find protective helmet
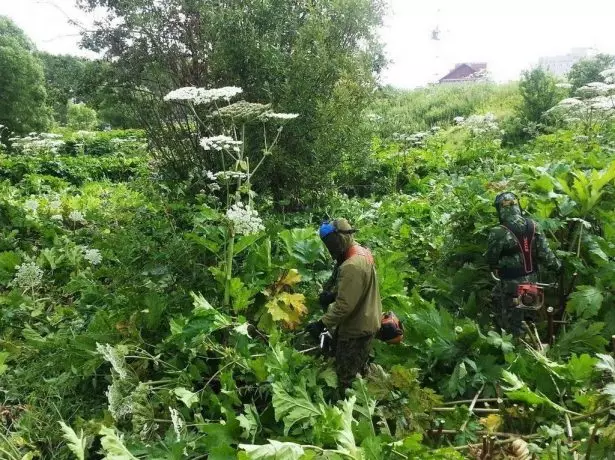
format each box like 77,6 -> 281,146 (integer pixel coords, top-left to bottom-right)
494,192 -> 520,212
318,218 -> 356,240
378,311 -> 404,344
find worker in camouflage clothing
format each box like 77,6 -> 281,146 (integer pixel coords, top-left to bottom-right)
306,218 -> 382,393
486,192 -> 561,336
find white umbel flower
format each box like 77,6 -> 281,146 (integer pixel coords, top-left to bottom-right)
68,210 -> 86,224
600,68 -> 615,84
260,112 -> 299,121
226,202 -> 264,235
24,199 -> 39,213
84,248 -> 103,265
164,86 -> 243,105
169,407 -> 184,441
214,171 -> 247,181
12,262 -> 43,291
96,343 -> 129,380
200,135 -> 243,152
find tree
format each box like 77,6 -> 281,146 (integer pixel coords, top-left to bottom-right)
568,54 -> 615,90
38,52 -> 88,125
0,16 -> 50,135
518,67 -> 563,124
67,102 -> 98,130
77,0 -> 385,205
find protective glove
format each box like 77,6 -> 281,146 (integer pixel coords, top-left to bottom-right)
318,291 -> 336,311
305,319 -> 325,340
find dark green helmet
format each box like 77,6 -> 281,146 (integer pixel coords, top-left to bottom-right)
494,192 -> 522,223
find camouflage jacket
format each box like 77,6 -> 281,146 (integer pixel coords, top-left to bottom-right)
486,214 -> 560,289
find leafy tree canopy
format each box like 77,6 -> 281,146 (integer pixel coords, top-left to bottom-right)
568,53 -> 615,90
0,16 -> 50,134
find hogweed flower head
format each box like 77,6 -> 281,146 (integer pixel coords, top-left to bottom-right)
24,199 -> 39,213
84,248 -> 103,265
164,86 -> 243,105
214,171 -> 247,181
68,210 -> 86,224
259,112 -> 299,122
226,202 -> 264,235
200,135 -> 243,152
96,343 -> 130,379
169,407 -> 184,441
12,262 -> 43,291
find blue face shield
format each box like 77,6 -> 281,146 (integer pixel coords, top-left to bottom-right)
319,222 -> 336,240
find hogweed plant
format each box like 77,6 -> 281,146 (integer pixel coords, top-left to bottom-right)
163,86 -> 298,307
546,71 -> 615,136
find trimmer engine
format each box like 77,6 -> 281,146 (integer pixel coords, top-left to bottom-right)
513,283 -> 545,311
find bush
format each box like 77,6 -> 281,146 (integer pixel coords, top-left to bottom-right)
66,102 -> 98,130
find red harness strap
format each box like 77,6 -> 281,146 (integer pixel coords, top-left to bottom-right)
345,245 -> 374,264
501,219 -> 535,275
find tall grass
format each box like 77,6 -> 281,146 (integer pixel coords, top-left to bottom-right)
371,82 -> 520,137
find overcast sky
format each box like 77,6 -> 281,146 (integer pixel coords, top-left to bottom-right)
1,0 -> 615,88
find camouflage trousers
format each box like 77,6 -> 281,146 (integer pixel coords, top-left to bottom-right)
492,279 -> 537,337
335,335 -> 374,391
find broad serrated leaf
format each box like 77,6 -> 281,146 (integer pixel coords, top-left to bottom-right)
566,285 -> 603,319
59,422 -> 87,460
99,426 -> 137,460
596,353 -> 615,379
336,396 -> 358,456
265,292 -> 307,330
552,320 -> 608,358
271,382 -> 324,435
237,404 -> 261,442
239,440 -> 305,459
566,354 -> 597,382
173,387 -> 199,408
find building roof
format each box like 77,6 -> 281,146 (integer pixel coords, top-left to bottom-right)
439,62 -> 488,83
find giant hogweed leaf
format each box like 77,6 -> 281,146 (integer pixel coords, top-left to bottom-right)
337,396 -> 358,456
59,422 -> 87,460
566,285 -> 604,319
238,440 -> 304,459
172,387 -> 199,408
271,382 -> 325,435
566,354 -> 598,382
552,320 -> 608,358
596,353 -> 615,380
279,228 -> 326,266
99,426 -> 137,460
501,371 -> 567,411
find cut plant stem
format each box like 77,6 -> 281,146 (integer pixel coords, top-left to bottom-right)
223,228 -> 235,307
460,383 -> 485,431
443,398 -> 503,406
432,407 -> 500,413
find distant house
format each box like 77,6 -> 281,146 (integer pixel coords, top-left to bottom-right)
439,63 -> 488,84
538,48 -> 596,77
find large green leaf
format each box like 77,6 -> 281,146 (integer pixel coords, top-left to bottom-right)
238,440 -> 304,460
271,382 -> 324,435
59,422 -> 87,460
99,426 -> 137,460
566,285 -> 604,319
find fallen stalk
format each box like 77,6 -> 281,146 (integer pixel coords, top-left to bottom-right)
452,433 -> 542,452
460,384 -> 485,431
443,398 -> 503,406
432,407 -> 500,413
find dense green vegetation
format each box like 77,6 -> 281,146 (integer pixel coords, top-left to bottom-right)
1,5 -> 615,460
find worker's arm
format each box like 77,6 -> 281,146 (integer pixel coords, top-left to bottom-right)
535,224 -> 561,273
486,227 -> 504,271
322,261 -> 364,329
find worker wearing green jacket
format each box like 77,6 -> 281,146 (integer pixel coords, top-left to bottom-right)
306,218 -> 382,391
